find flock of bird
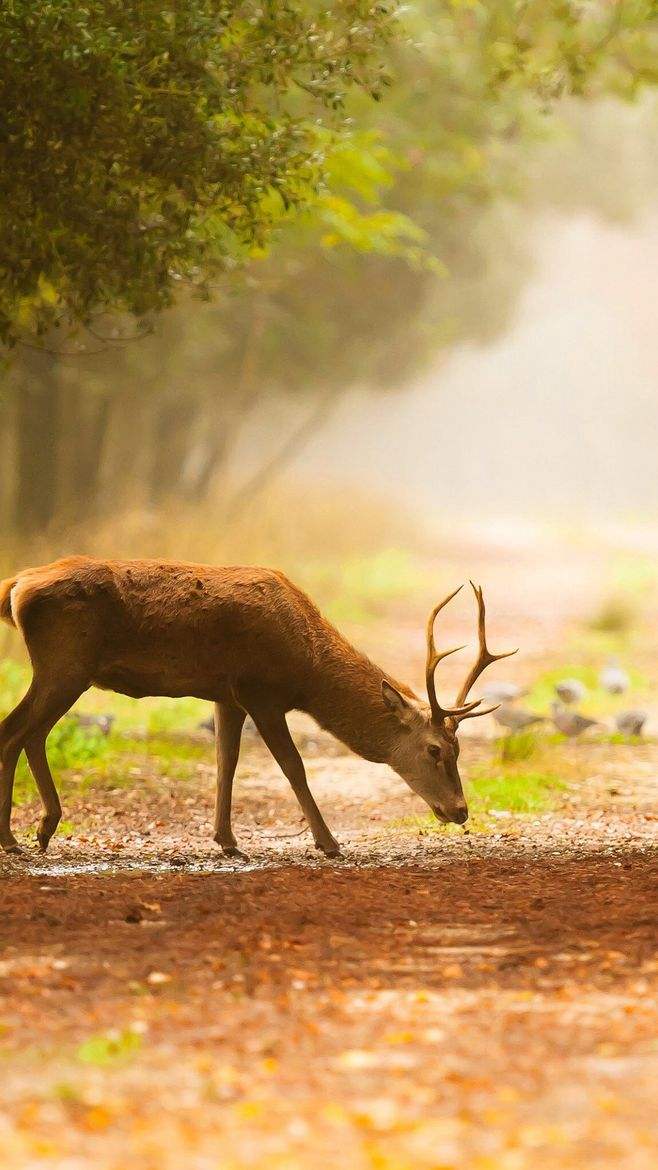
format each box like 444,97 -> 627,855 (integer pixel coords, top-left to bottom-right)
481,660 -> 648,738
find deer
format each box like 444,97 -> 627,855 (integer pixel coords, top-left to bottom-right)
0,557 -> 515,857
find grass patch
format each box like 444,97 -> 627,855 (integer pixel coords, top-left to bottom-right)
0,658 -> 29,709
13,720 -> 111,804
11,726 -> 212,804
77,1028 -> 142,1067
497,731 -> 540,762
588,596 -> 637,637
467,765 -> 565,815
63,734 -> 212,792
144,697 -> 212,735
401,747 -> 567,839
598,731 -> 647,746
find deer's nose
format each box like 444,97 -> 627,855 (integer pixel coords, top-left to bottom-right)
452,804 -> 468,825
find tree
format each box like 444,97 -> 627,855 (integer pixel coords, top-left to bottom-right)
96,0 -> 658,513
2,1 -> 657,535
0,0 -> 397,347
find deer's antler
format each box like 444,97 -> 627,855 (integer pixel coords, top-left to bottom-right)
451,582 -> 517,723
425,586 -> 483,725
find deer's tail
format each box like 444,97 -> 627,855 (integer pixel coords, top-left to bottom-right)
0,576 -> 18,627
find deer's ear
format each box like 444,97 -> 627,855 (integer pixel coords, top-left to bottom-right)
382,681 -> 418,726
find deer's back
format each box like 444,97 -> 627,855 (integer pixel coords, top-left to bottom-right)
11,557 -> 322,702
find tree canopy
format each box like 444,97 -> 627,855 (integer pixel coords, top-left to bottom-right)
1,1 -> 658,536
0,0 -> 396,345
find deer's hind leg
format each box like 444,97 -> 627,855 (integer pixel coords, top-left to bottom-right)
213,700 -> 247,858
25,689 -> 87,851
0,678 -> 86,853
0,687 -> 37,852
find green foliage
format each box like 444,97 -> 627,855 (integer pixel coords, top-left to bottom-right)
0,657 -> 28,709
2,3 -> 658,535
2,0 -> 656,353
124,0 -> 658,417
45,718 -> 109,771
145,696 -> 210,734
13,718 -> 110,803
77,1027 -> 142,1066
0,0 -> 397,345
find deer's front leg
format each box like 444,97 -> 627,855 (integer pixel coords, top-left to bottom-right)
249,706 -> 340,858
213,701 -> 247,858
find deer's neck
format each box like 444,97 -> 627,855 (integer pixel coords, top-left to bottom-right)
302,637 -> 416,764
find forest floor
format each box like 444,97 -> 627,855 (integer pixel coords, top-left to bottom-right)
0,525 -> 657,1169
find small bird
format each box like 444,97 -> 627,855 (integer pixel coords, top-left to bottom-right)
615,709 -> 648,737
494,704 -> 545,733
554,678 -> 586,705
599,660 -> 630,695
71,712 -> 115,736
481,682 -> 528,704
551,702 -> 600,738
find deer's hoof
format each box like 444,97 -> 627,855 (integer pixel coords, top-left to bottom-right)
221,845 -> 250,862
2,842 -> 23,856
317,842 -> 342,859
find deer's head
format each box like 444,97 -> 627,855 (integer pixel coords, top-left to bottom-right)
382,583 -> 516,825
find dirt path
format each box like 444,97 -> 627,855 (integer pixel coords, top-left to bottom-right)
0,737 -> 656,1170
1,528 -> 657,1169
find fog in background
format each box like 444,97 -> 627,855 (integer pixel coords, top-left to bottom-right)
281,210 -> 658,521
2,97 -> 658,554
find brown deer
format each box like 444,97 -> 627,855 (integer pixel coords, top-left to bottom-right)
0,558 -> 515,856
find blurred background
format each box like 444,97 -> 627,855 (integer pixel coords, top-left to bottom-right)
1,7 -> 658,692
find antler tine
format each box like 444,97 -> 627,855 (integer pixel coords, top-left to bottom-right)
454,702 -> 500,723
452,582 -> 517,721
425,585 -> 484,724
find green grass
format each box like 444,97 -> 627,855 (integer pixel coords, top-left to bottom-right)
90,734 -> 211,789
0,658 -> 29,708
144,697 -> 212,734
13,719 -> 111,803
597,731 -> 647,746
77,1028 -> 143,1067
10,727 -> 211,805
467,765 -> 565,815
497,730 -> 540,762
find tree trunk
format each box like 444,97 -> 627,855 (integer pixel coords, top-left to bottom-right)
148,395 -> 196,506
58,381 -> 112,524
185,296 -> 267,503
13,347 -> 62,534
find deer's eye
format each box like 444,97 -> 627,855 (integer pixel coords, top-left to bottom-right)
427,744 -> 443,762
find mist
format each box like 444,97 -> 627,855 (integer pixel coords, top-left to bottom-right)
287,210 -> 658,521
